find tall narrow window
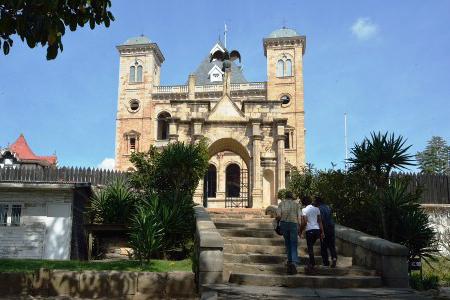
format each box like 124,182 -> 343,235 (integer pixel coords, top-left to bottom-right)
226,164 -> 240,197
276,60 -> 284,77
284,132 -> 290,149
285,59 -> 292,76
11,205 -> 21,226
129,137 -> 136,152
0,204 -> 8,226
129,66 -> 136,82
205,164 -> 217,198
157,112 -> 171,140
137,65 -> 143,82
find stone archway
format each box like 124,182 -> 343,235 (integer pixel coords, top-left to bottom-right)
204,138 -> 251,208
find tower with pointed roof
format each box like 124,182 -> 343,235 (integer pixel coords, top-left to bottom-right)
114,29 -> 307,209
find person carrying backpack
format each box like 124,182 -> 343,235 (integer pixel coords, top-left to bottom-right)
314,196 -> 337,268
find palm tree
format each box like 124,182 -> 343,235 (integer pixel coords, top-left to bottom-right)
348,132 -> 415,238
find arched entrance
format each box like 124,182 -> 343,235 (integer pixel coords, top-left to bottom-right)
203,164 -> 217,207
204,138 -> 251,208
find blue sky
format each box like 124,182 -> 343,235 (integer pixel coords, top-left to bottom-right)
0,1 -> 449,170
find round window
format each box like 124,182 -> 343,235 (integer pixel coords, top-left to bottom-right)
280,95 -> 290,105
129,99 -> 140,111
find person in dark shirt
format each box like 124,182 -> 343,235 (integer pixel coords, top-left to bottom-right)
314,196 -> 337,268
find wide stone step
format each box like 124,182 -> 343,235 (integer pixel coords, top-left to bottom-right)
214,220 -> 275,229
223,243 -> 326,256
224,253 -> 328,265
218,228 -> 280,238
223,236 -> 286,246
224,262 -> 374,277
228,273 -> 383,288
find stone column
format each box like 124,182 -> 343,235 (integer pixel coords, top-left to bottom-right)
168,118 -> 179,142
251,119 -> 263,208
223,69 -> 231,97
276,122 -> 286,191
188,74 -> 196,100
192,118 -> 204,142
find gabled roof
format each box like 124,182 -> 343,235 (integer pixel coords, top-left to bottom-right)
8,134 -> 57,166
207,94 -> 246,122
193,42 -> 247,85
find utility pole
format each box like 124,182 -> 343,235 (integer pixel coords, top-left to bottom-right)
224,23 -> 228,48
344,113 -> 348,170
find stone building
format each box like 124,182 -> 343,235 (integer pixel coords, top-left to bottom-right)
115,28 -> 306,208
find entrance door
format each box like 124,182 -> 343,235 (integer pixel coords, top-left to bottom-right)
44,203 -> 72,260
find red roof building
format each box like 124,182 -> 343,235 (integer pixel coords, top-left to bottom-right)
0,134 -> 57,168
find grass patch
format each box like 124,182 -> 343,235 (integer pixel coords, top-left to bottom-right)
0,258 -> 192,273
417,256 -> 450,287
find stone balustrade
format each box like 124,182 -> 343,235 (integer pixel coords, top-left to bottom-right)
193,206 -> 224,292
335,224 -> 409,288
153,82 -> 267,95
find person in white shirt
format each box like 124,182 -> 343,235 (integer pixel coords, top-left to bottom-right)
300,196 -> 324,272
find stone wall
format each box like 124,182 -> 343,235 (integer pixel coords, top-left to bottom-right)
335,224 -> 409,288
0,269 -> 196,299
422,204 -> 450,255
193,206 -> 224,292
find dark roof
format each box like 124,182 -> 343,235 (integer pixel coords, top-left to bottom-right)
192,42 -> 247,85
123,35 -> 151,45
267,27 -> 299,38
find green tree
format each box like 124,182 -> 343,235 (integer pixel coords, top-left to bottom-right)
416,136 -> 450,175
0,0 -> 114,59
348,132 -> 415,238
288,164 -> 317,202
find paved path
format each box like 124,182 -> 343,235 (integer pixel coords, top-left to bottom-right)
202,284 -> 449,300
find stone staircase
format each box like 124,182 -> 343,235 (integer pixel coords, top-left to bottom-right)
206,209 -> 383,291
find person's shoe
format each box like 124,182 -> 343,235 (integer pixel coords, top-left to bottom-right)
305,265 -> 316,274
287,263 -> 297,275
331,259 -> 337,268
323,261 -> 330,267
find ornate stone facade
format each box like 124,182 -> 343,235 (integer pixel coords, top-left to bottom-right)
115,28 -> 306,208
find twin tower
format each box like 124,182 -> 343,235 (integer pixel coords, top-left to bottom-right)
115,28 -> 306,208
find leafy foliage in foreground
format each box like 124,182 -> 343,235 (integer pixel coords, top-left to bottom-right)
89,178 -> 136,224
0,0 -> 114,59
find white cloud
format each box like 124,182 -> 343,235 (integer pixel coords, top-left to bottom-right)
97,158 -> 115,170
351,17 -> 379,40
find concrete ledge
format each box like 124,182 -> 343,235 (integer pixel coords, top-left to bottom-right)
0,269 -> 196,298
194,206 -> 224,291
335,224 -> 409,288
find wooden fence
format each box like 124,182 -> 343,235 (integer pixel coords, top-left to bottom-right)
0,166 -> 127,186
393,173 -> 450,204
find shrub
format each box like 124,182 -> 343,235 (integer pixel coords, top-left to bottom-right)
410,273 -> 440,290
89,178 -> 136,224
288,164 -> 317,202
128,196 -> 163,263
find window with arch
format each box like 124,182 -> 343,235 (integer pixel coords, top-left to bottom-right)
124,131 -> 140,153
204,164 -> 217,198
129,60 -> 143,83
157,112 -> 171,140
276,60 -> 284,77
276,55 -> 293,78
226,163 -> 241,197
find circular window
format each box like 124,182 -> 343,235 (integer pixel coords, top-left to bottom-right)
280,95 -> 291,106
129,99 -> 140,112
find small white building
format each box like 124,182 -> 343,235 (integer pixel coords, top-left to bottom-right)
0,182 -> 90,260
